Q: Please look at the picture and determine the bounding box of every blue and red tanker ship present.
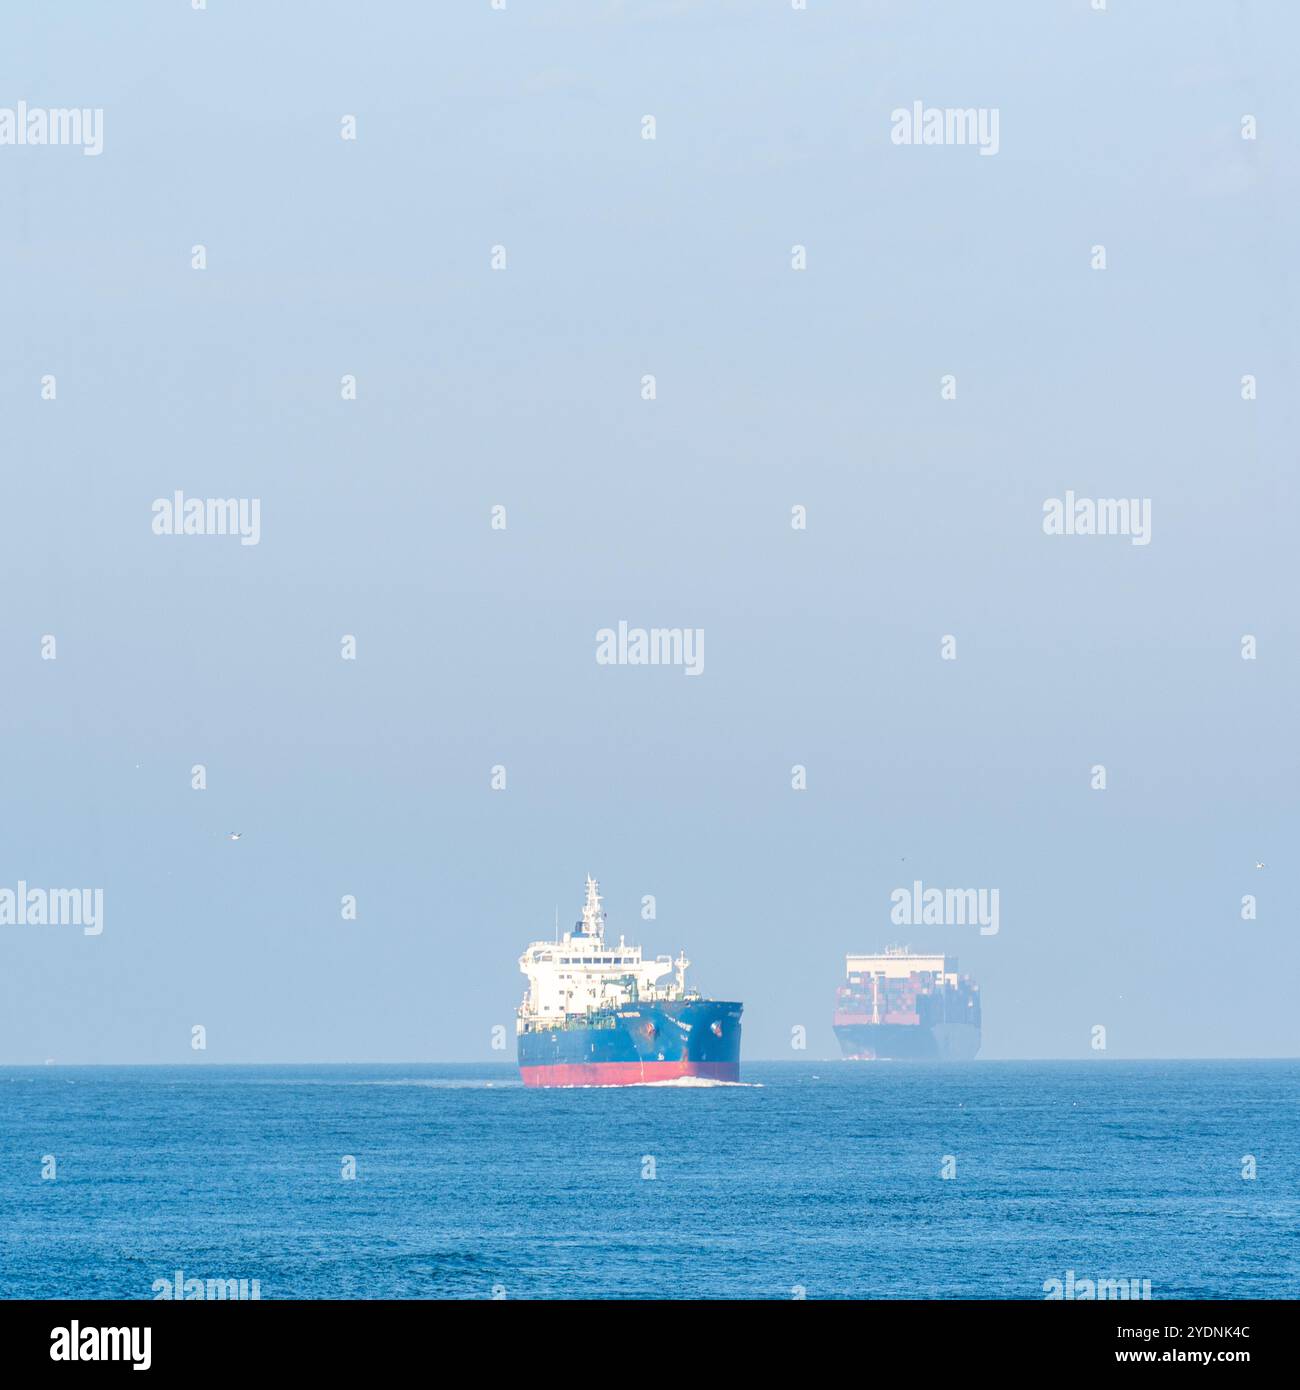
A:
[516,876,743,1087]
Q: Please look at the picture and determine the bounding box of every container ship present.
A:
[517,875,743,1087]
[833,947,980,1060]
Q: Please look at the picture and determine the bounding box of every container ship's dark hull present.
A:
[833,1018,980,1060]
[518,998,742,1087]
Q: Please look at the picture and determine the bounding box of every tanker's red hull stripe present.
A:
[519,1060,739,1088]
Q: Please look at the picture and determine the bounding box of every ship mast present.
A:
[580,873,605,941]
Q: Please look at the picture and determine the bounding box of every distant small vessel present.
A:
[516,875,743,1087]
[833,947,980,1060]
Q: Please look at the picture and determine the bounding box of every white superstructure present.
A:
[517,875,690,1029]
[846,946,961,986]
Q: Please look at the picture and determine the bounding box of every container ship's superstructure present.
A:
[517,876,743,1087]
[833,947,980,1060]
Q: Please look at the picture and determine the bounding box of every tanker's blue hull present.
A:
[518,998,743,1086]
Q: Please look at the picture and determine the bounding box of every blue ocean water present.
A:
[1,1061,1296,1300]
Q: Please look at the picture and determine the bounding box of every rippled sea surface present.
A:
[2,1061,1296,1299]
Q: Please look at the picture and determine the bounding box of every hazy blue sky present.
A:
[1,1,1295,1062]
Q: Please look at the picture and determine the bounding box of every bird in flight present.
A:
[228,832,243,842]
